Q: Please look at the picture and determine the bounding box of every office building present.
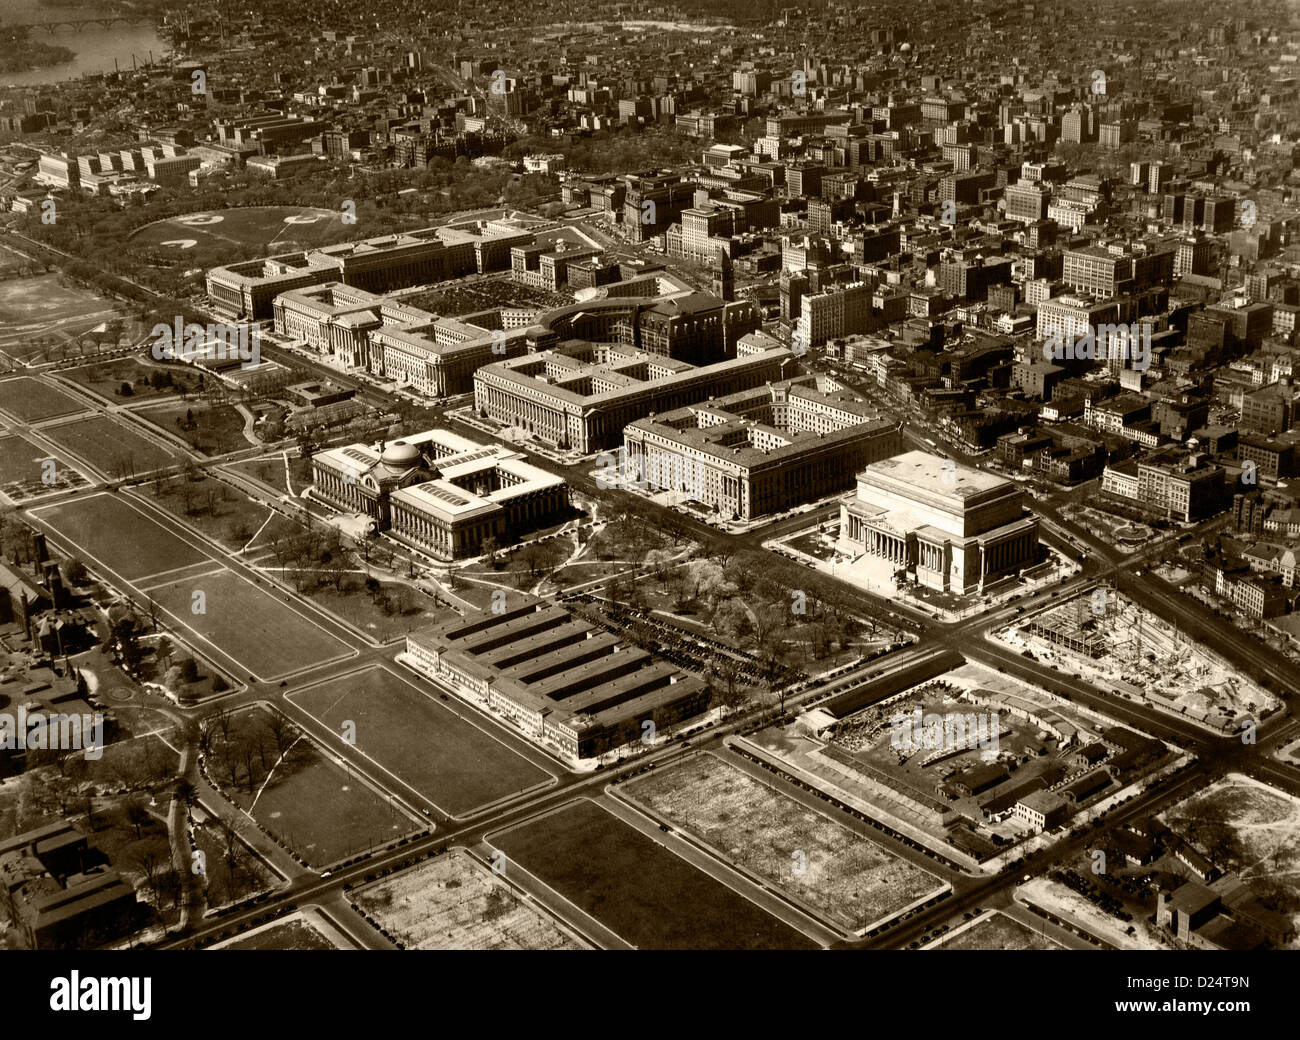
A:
[623,379,901,520]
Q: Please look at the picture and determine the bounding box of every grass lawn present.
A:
[135,399,251,456]
[143,472,301,553]
[130,207,349,258]
[289,666,552,816]
[0,377,87,421]
[58,356,207,402]
[142,568,351,681]
[489,798,818,950]
[33,493,208,581]
[225,453,313,497]
[41,414,182,479]
[353,850,583,949]
[623,753,943,932]
[216,709,420,869]
[299,579,442,644]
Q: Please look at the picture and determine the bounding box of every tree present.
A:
[110,616,146,676]
[123,796,152,840]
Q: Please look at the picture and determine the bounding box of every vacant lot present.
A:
[216,912,349,950]
[289,667,552,816]
[489,798,818,949]
[623,753,942,932]
[0,377,86,422]
[1160,774,1300,944]
[934,913,1063,951]
[353,851,584,949]
[42,414,182,478]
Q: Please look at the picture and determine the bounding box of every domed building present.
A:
[311,428,569,559]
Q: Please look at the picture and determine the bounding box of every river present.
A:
[0,0,168,87]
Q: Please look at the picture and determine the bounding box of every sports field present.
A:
[32,494,353,681]
[42,414,182,478]
[0,377,87,422]
[623,753,943,932]
[489,799,818,950]
[0,434,88,501]
[289,666,553,816]
[130,206,352,262]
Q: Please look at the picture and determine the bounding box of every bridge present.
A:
[9,14,155,34]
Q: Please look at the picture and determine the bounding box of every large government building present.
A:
[406,601,709,759]
[311,428,568,559]
[839,450,1040,594]
[622,378,902,520]
[206,220,535,321]
[474,342,794,453]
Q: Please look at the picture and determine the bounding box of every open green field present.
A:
[221,713,420,869]
[130,207,351,262]
[623,753,943,932]
[489,798,818,950]
[33,493,352,681]
[135,399,251,456]
[33,494,208,580]
[0,376,87,421]
[225,453,313,497]
[0,274,110,325]
[59,356,207,402]
[0,434,88,500]
[42,414,182,478]
[934,913,1064,951]
[141,567,352,681]
[288,666,553,816]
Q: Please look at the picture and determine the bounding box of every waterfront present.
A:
[0,0,166,86]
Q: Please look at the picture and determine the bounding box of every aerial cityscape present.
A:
[0,0,1296,970]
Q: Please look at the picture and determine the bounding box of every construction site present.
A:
[993,585,1281,732]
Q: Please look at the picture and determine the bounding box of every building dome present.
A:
[381,440,421,466]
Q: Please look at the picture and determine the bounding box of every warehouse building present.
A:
[406,602,709,758]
